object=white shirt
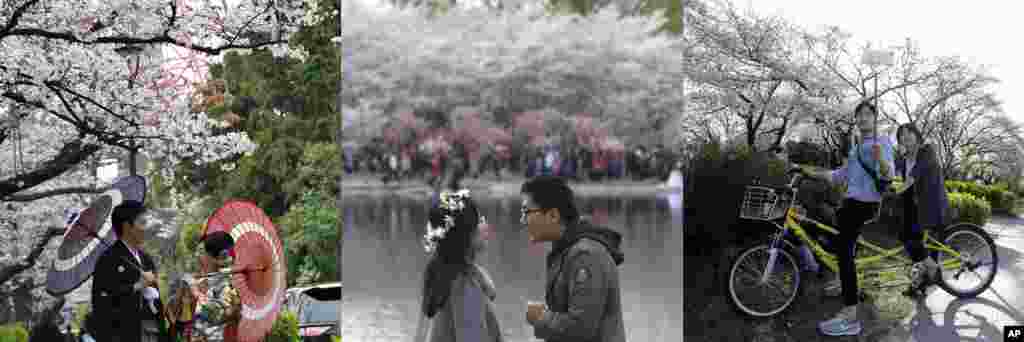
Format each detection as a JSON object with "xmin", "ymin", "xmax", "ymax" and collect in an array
[{"xmin": 905, "ymin": 157, "xmax": 916, "ymax": 184}]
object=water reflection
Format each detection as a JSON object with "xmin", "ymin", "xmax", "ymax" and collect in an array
[{"xmin": 342, "ymin": 193, "xmax": 683, "ymax": 341}]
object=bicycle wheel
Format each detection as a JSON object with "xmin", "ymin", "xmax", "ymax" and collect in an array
[
  {"xmin": 726, "ymin": 243, "xmax": 802, "ymax": 317},
  {"xmin": 935, "ymin": 223, "xmax": 999, "ymax": 299}
]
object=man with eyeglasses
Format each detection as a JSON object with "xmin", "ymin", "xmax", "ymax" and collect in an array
[{"xmin": 519, "ymin": 176, "xmax": 626, "ymax": 342}]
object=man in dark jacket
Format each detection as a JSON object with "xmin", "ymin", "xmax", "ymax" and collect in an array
[
  {"xmin": 91, "ymin": 200, "xmax": 164, "ymax": 342},
  {"xmin": 520, "ymin": 176, "xmax": 626, "ymax": 342}
]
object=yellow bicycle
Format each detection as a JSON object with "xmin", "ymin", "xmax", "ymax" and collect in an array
[{"xmin": 726, "ymin": 169, "xmax": 999, "ymax": 317}]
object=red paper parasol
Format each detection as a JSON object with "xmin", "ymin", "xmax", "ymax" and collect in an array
[{"xmin": 204, "ymin": 200, "xmax": 287, "ymax": 342}]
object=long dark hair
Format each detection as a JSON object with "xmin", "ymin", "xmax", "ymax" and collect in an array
[{"xmin": 420, "ymin": 198, "xmax": 481, "ymax": 318}]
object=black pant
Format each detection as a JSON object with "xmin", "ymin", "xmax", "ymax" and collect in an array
[
  {"xmin": 836, "ymin": 198, "xmax": 879, "ymax": 306},
  {"xmin": 900, "ymin": 186, "xmax": 928, "ymax": 262}
]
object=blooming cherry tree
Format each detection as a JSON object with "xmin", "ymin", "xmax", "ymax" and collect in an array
[
  {"xmin": 341, "ymin": 2, "xmax": 683, "ymax": 147},
  {"xmin": 0, "ymin": 0, "xmax": 320, "ymax": 309}
]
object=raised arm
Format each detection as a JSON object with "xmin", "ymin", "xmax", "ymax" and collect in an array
[{"xmin": 800, "ymin": 163, "xmax": 847, "ymax": 185}]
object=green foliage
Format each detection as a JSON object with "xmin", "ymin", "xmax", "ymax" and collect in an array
[
  {"xmin": 544, "ymin": 0, "xmax": 680, "ymax": 34},
  {"xmin": 636, "ymin": 0, "xmax": 682, "ymax": 34},
  {"xmin": 285, "ymin": 143, "xmax": 341, "ymax": 199},
  {"xmin": 267, "ymin": 311, "xmax": 301, "ymax": 342},
  {"xmin": 173, "ymin": 222, "xmax": 206, "ymax": 272},
  {"xmin": 944, "ymin": 180, "xmax": 1016, "ymax": 214},
  {"xmin": 686, "ymin": 141, "xmax": 784, "ymax": 249},
  {"xmin": 171, "ymin": 0, "xmax": 338, "ymax": 213},
  {"xmin": 0, "ymin": 323, "xmax": 28, "ymax": 342},
  {"xmin": 279, "ymin": 191, "xmax": 339, "ymax": 286},
  {"xmin": 949, "ymin": 192, "xmax": 992, "ymax": 226}
]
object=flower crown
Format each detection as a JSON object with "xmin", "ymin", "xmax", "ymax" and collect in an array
[{"xmin": 423, "ymin": 189, "xmax": 485, "ymax": 253}]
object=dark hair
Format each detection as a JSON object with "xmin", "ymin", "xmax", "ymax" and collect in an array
[
  {"xmin": 111, "ymin": 200, "xmax": 146, "ymax": 238},
  {"xmin": 421, "ymin": 198, "xmax": 481, "ymax": 318},
  {"xmin": 520, "ymin": 176, "xmax": 579, "ymax": 224},
  {"xmin": 854, "ymin": 101, "xmax": 877, "ymax": 117},
  {"xmin": 896, "ymin": 122, "xmax": 924, "ymax": 144},
  {"xmin": 202, "ymin": 231, "xmax": 235, "ymax": 257}
]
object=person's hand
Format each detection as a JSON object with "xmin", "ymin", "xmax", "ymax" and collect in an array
[
  {"xmin": 142, "ymin": 271, "xmax": 158, "ymax": 287},
  {"xmin": 526, "ymin": 302, "xmax": 546, "ymax": 324}
]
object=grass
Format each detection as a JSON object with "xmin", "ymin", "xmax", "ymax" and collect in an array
[{"xmin": 1012, "ymin": 198, "xmax": 1024, "ymax": 217}]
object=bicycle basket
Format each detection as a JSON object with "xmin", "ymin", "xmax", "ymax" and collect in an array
[{"xmin": 740, "ymin": 186, "xmax": 790, "ymax": 221}]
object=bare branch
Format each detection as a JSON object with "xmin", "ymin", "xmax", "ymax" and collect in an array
[
  {"xmin": 4, "ymin": 186, "xmax": 107, "ymax": 202},
  {"xmin": 6, "ymin": 28, "xmax": 286, "ymax": 56},
  {"xmin": 0, "ymin": 140, "xmax": 102, "ymax": 199},
  {"xmin": 0, "ymin": 226, "xmax": 65, "ymax": 286}
]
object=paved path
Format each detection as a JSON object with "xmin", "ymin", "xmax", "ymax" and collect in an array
[
  {"xmin": 873, "ymin": 215, "xmax": 1024, "ymax": 342},
  {"xmin": 733, "ymin": 215, "xmax": 1024, "ymax": 342}
]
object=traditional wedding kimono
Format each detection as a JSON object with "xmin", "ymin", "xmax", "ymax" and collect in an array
[
  {"xmin": 191, "ymin": 251, "xmax": 242, "ymax": 342},
  {"xmin": 191, "ymin": 268, "xmax": 241, "ymax": 342},
  {"xmin": 415, "ymin": 264, "xmax": 504, "ymax": 342}
]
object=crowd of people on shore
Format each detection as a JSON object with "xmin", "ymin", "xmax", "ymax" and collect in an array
[{"xmin": 342, "ymin": 139, "xmax": 686, "ymax": 188}]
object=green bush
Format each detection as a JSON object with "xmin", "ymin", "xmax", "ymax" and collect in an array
[
  {"xmin": 949, "ymin": 192, "xmax": 992, "ymax": 226},
  {"xmin": 685, "ymin": 141, "xmax": 790, "ymax": 250},
  {"xmin": 944, "ymin": 180, "xmax": 1016, "ymax": 213},
  {"xmin": 0, "ymin": 323, "xmax": 28, "ymax": 342},
  {"xmin": 267, "ymin": 310, "xmax": 301, "ymax": 342}
]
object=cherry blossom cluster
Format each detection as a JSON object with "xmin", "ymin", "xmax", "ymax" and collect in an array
[{"xmin": 423, "ymin": 189, "xmax": 484, "ymax": 254}]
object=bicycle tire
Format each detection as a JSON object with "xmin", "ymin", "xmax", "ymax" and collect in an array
[
  {"xmin": 935, "ymin": 223, "xmax": 999, "ymax": 299},
  {"xmin": 726, "ymin": 243, "xmax": 803, "ymax": 317}
]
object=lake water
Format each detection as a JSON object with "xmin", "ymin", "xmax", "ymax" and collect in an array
[{"xmin": 341, "ymin": 192, "xmax": 683, "ymax": 342}]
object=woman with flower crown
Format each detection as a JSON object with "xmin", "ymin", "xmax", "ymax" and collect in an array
[{"xmin": 414, "ymin": 189, "xmax": 504, "ymax": 342}]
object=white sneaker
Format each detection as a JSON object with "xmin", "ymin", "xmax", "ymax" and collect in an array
[
  {"xmin": 910, "ymin": 257, "xmax": 940, "ymax": 289},
  {"xmin": 818, "ymin": 305, "xmax": 862, "ymax": 336}
]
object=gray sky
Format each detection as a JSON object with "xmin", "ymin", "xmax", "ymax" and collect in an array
[{"xmin": 740, "ymin": 0, "xmax": 1023, "ymax": 124}]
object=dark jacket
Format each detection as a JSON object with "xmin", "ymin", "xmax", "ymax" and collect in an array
[
  {"xmin": 533, "ymin": 220, "xmax": 626, "ymax": 342},
  {"xmin": 896, "ymin": 143, "xmax": 950, "ymax": 227},
  {"xmin": 91, "ymin": 240, "xmax": 164, "ymax": 342}
]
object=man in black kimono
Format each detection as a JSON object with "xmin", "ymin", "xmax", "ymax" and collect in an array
[{"xmin": 91, "ymin": 200, "xmax": 165, "ymax": 342}]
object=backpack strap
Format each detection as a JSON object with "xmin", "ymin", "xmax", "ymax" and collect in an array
[{"xmin": 854, "ymin": 143, "xmax": 889, "ymax": 195}]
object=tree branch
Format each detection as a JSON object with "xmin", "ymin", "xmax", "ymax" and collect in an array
[
  {"xmin": 6, "ymin": 28, "xmax": 287, "ymax": 55},
  {"xmin": 0, "ymin": 226, "xmax": 65, "ymax": 286},
  {"xmin": 4, "ymin": 186, "xmax": 107, "ymax": 202},
  {"xmin": 0, "ymin": 0, "xmax": 41, "ymax": 36},
  {"xmin": 0, "ymin": 140, "xmax": 102, "ymax": 199}
]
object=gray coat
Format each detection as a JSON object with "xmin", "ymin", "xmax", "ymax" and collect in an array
[
  {"xmin": 533, "ymin": 221, "xmax": 626, "ymax": 342},
  {"xmin": 425, "ymin": 264, "xmax": 504, "ymax": 342}
]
